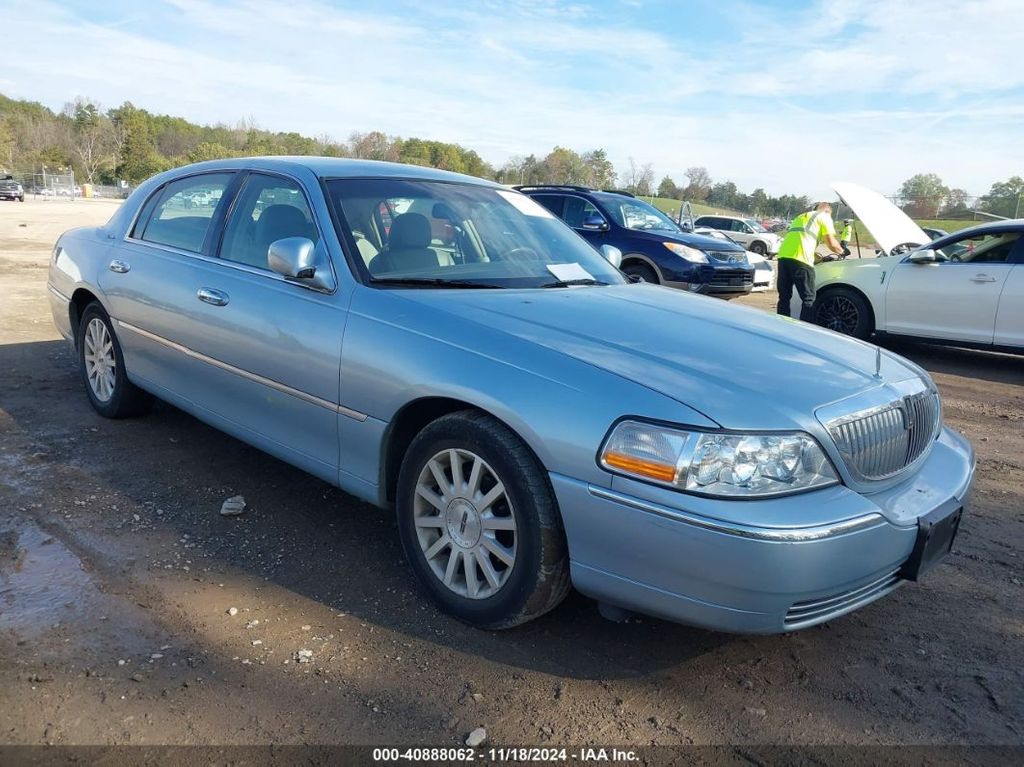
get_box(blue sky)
[2,0,1022,198]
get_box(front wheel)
[749,241,767,256]
[77,303,153,418]
[622,262,659,284]
[396,410,571,629]
[814,288,874,340]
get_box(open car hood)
[832,181,929,255]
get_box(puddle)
[0,520,99,640]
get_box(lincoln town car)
[47,158,974,632]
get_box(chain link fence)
[0,166,132,200]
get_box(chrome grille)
[827,389,940,481]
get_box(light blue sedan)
[47,158,975,632]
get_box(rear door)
[884,230,1021,343]
[101,171,238,401]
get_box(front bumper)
[552,426,974,633]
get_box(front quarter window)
[325,179,626,288]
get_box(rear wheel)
[814,288,874,340]
[77,303,153,418]
[396,410,571,629]
[622,262,659,284]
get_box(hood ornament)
[874,347,882,378]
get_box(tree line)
[896,172,1024,219]
[3,93,1017,220]
[0,93,812,216]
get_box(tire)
[622,262,659,284]
[77,302,153,418]
[396,410,571,629]
[750,241,767,256]
[19,195,25,203]
[814,287,874,340]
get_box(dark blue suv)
[516,185,753,297]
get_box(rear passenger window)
[219,174,319,270]
[139,173,233,253]
[532,195,565,218]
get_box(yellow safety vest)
[841,225,852,242]
[777,211,828,266]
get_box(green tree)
[657,175,679,198]
[981,176,1024,218]
[748,187,768,215]
[542,146,587,185]
[581,149,616,188]
[707,181,738,209]
[187,141,239,163]
[898,173,948,217]
[110,102,165,183]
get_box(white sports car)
[805,182,1024,353]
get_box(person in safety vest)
[840,219,853,258]
[776,202,844,321]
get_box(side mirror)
[581,214,609,232]
[268,237,335,292]
[599,244,623,268]
[907,248,937,264]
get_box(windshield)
[598,195,682,233]
[743,219,767,233]
[326,179,626,288]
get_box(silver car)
[47,158,975,633]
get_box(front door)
[172,171,349,482]
[885,230,1022,343]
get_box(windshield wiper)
[370,277,507,289]
[538,278,611,288]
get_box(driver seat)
[370,213,439,274]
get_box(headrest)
[389,212,431,249]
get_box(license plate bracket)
[899,500,962,582]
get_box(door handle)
[108,260,131,274]
[197,287,230,306]
[970,274,997,283]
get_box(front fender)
[814,259,888,328]
[339,288,716,490]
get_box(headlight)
[663,242,708,263]
[599,420,838,498]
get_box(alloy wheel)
[817,295,860,335]
[83,317,116,402]
[413,448,517,600]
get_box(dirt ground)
[0,198,1021,748]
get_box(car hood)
[832,181,928,255]
[399,284,922,430]
[641,227,745,253]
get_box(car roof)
[167,156,501,187]
[928,219,1024,247]
[515,185,636,199]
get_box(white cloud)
[1,0,1020,197]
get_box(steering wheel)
[504,247,541,262]
[889,242,919,257]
